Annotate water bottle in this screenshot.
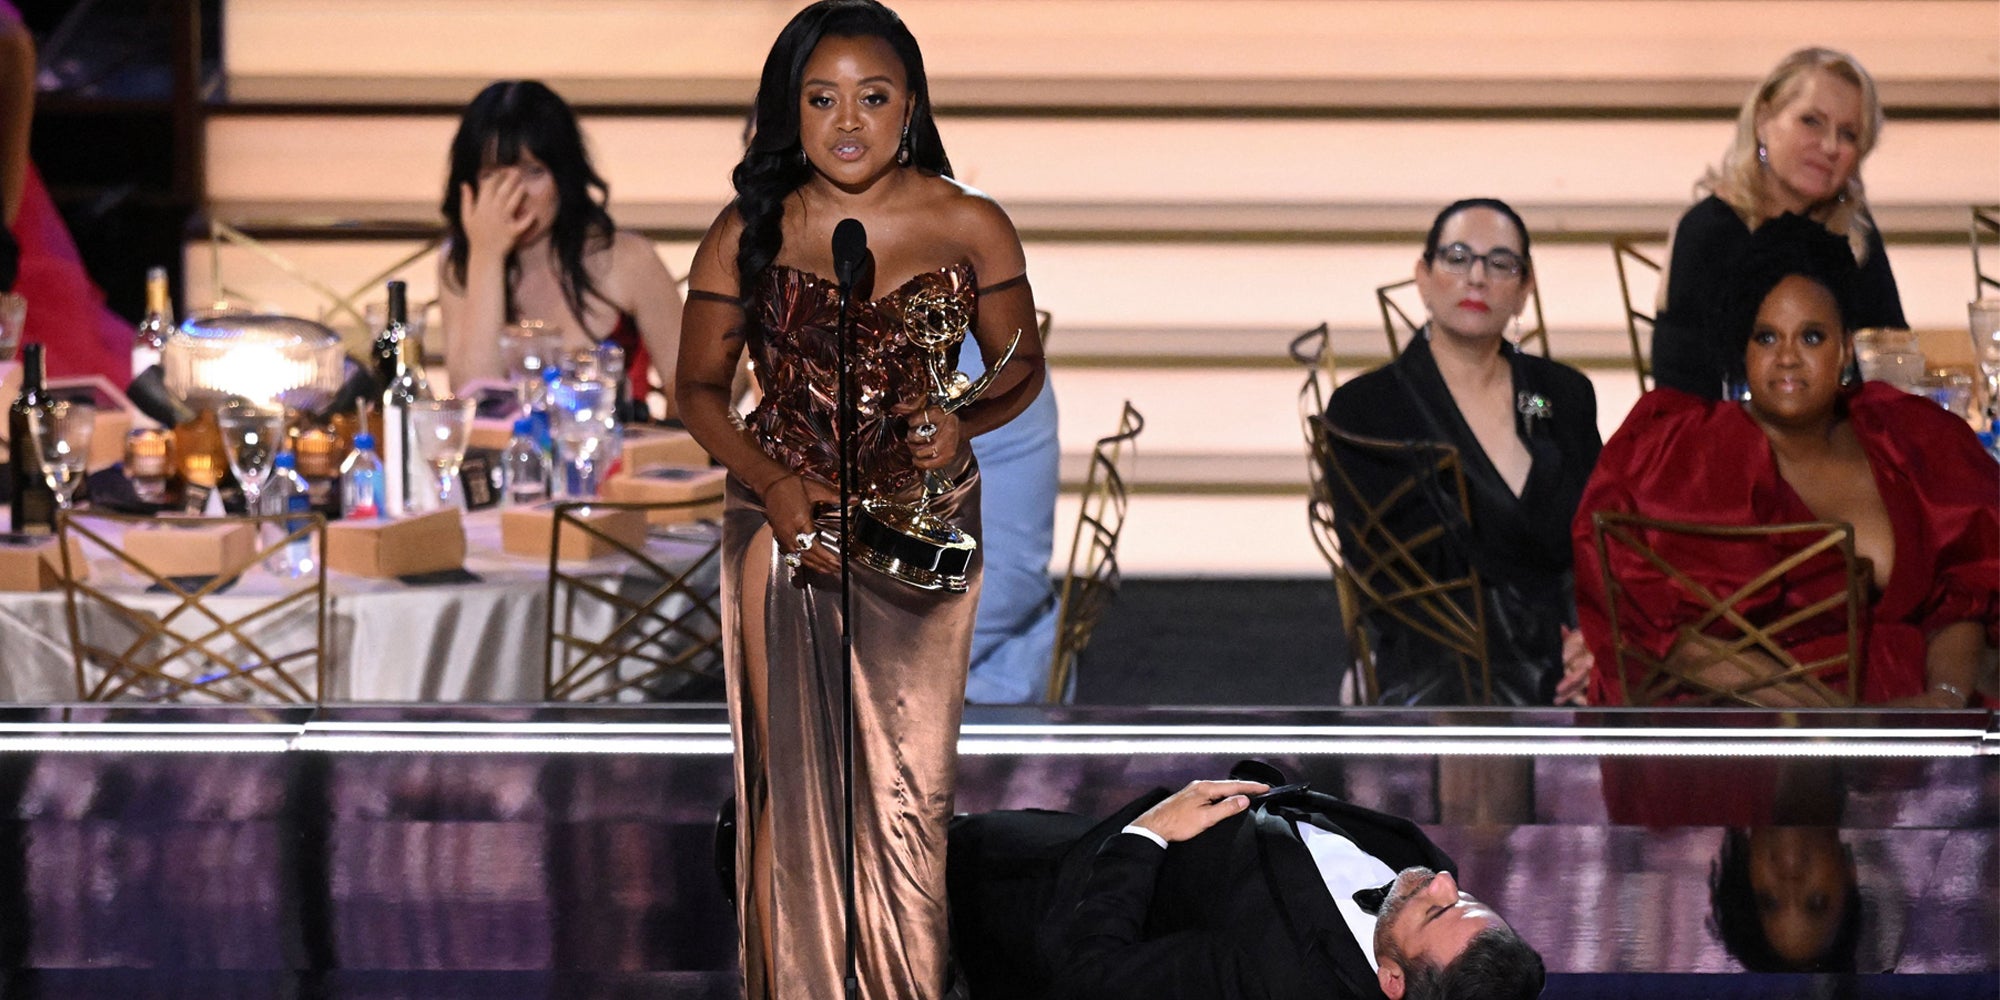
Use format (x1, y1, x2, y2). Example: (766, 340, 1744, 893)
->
(339, 432, 387, 520)
(261, 452, 316, 578)
(530, 366, 559, 452)
(503, 417, 550, 506)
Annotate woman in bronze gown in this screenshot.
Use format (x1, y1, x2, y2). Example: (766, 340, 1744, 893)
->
(674, 3, 1045, 997)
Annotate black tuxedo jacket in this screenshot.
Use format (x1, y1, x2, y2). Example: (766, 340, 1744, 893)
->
(1046, 788, 1455, 1000)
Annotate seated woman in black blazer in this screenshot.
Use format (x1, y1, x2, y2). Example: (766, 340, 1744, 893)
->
(1653, 47, 1903, 399)
(1325, 198, 1600, 705)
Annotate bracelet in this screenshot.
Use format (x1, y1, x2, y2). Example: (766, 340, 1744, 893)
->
(1929, 680, 1970, 704)
(753, 471, 795, 496)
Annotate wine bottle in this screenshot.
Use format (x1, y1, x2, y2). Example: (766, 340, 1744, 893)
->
(376, 280, 429, 516)
(8, 344, 57, 534)
(133, 266, 173, 378)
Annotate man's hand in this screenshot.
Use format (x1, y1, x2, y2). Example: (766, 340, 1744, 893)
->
(1130, 779, 1269, 844)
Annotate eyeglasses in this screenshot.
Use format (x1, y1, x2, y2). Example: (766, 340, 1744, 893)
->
(1431, 243, 1528, 281)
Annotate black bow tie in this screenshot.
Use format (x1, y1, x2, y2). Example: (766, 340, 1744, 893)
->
(1352, 880, 1396, 917)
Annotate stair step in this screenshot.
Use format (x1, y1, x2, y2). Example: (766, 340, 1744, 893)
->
(203, 114, 2000, 235)
(220, 0, 1999, 113)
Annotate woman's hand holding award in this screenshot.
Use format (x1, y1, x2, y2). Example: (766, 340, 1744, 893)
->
(849, 286, 1019, 592)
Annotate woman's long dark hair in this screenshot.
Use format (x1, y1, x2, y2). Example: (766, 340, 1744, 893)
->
(732, 0, 951, 299)
(440, 80, 616, 325)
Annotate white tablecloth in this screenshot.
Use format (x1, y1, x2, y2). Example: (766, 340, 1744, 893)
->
(0, 509, 718, 702)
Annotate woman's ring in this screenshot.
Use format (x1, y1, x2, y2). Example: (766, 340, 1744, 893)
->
(914, 421, 938, 441)
(794, 531, 816, 551)
(782, 551, 803, 569)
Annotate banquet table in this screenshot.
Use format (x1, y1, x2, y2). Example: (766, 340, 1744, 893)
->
(0, 507, 721, 702)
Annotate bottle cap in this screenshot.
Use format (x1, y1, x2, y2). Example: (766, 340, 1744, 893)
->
(275, 452, 297, 469)
(512, 416, 535, 435)
(353, 433, 375, 450)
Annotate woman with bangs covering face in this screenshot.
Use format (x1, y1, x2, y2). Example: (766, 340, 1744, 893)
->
(436, 80, 683, 408)
(1325, 199, 1601, 706)
(673, 2, 1046, 997)
(1653, 47, 1904, 400)
(1574, 215, 1996, 708)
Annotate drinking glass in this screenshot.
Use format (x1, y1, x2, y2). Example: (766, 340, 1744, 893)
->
(502, 320, 564, 410)
(0, 292, 23, 363)
(1970, 299, 2000, 414)
(407, 397, 477, 510)
(1854, 328, 1923, 391)
(26, 401, 94, 510)
(217, 402, 285, 513)
(1917, 369, 1976, 420)
(550, 375, 618, 498)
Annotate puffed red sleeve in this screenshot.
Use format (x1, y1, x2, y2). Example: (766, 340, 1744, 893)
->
(1873, 393, 2000, 646)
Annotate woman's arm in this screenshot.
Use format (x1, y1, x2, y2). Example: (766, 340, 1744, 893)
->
(1651, 198, 1745, 399)
(1882, 620, 1983, 709)
(0, 9, 34, 228)
(948, 196, 1044, 440)
(610, 231, 684, 418)
(439, 171, 531, 391)
(675, 207, 840, 573)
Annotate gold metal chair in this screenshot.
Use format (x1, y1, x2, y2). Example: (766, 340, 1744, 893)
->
(543, 500, 724, 702)
(56, 510, 329, 703)
(1376, 278, 1550, 358)
(1315, 417, 1493, 704)
(1973, 205, 2000, 300)
(1612, 238, 1663, 393)
(1288, 323, 1374, 701)
(1590, 511, 1866, 707)
(1046, 401, 1143, 703)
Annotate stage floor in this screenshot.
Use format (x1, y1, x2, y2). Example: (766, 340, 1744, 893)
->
(0, 705, 1989, 997)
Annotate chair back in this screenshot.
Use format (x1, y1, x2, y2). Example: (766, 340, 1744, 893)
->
(1974, 205, 2000, 299)
(1288, 324, 1375, 702)
(1314, 417, 1493, 704)
(1612, 238, 1662, 393)
(207, 219, 443, 358)
(544, 500, 724, 702)
(1047, 402, 1143, 703)
(1376, 278, 1551, 358)
(1589, 511, 1867, 707)
(56, 509, 329, 703)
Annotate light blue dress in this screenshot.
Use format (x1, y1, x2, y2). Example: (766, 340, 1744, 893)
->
(959, 334, 1061, 703)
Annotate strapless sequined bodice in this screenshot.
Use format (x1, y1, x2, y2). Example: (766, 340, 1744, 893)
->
(746, 261, 976, 498)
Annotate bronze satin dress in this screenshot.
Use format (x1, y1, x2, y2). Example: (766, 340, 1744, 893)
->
(722, 261, 982, 1000)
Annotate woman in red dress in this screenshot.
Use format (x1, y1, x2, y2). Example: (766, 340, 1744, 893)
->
(2, 4, 130, 383)
(1575, 215, 1996, 707)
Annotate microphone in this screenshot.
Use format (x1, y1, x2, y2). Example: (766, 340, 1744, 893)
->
(832, 218, 867, 294)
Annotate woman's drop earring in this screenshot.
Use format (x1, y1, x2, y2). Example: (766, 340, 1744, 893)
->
(1756, 141, 1768, 166)
(897, 125, 911, 166)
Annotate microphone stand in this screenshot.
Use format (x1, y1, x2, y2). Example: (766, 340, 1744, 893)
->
(834, 268, 860, 1000)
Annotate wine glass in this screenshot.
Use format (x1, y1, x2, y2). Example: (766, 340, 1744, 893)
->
(550, 375, 618, 498)
(26, 400, 94, 510)
(217, 401, 285, 514)
(407, 397, 476, 510)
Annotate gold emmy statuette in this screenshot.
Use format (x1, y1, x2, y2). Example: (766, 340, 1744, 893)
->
(849, 286, 1020, 592)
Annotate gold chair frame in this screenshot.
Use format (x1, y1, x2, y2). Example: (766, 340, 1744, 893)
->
(543, 500, 724, 702)
(207, 219, 443, 356)
(1288, 323, 1374, 701)
(1376, 277, 1549, 359)
(56, 510, 329, 703)
(1046, 401, 1143, 703)
(1612, 238, 1662, 393)
(1973, 205, 2000, 300)
(1590, 511, 1866, 707)
(1315, 417, 1493, 704)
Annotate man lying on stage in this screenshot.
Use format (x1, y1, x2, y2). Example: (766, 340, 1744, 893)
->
(948, 762, 1545, 1000)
